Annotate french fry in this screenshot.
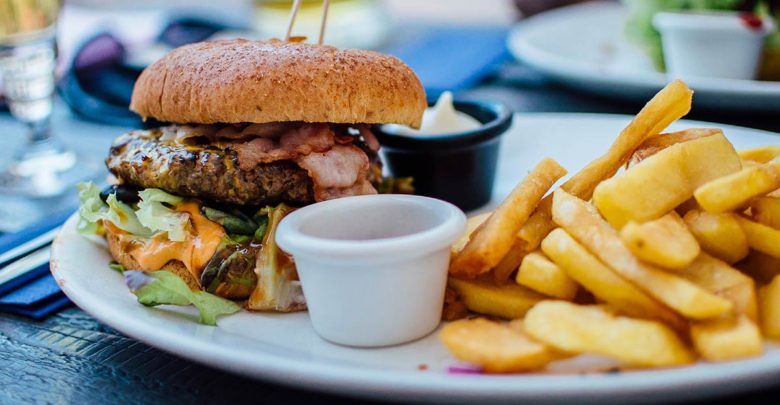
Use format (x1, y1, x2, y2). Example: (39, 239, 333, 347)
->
(737, 250, 780, 285)
(451, 212, 491, 255)
(620, 212, 700, 270)
(552, 189, 733, 320)
(690, 315, 763, 361)
(739, 145, 780, 163)
(492, 242, 527, 284)
(440, 318, 565, 373)
(751, 197, 780, 230)
(678, 253, 758, 321)
(683, 209, 749, 264)
(736, 216, 780, 258)
(627, 128, 721, 168)
(694, 160, 780, 213)
(541, 228, 686, 331)
(448, 277, 546, 319)
(593, 132, 742, 228)
(516, 251, 578, 300)
(524, 301, 695, 367)
(760, 275, 780, 340)
(449, 158, 566, 278)
(516, 197, 555, 253)
(516, 80, 695, 250)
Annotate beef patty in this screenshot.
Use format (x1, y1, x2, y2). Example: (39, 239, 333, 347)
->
(106, 129, 316, 206)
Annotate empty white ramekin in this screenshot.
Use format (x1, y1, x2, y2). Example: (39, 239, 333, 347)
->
(275, 194, 466, 347)
(653, 11, 775, 80)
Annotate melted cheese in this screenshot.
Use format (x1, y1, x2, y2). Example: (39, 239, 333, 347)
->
(121, 202, 225, 282)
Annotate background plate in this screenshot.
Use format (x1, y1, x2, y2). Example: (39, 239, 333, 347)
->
(51, 113, 780, 403)
(507, 2, 780, 113)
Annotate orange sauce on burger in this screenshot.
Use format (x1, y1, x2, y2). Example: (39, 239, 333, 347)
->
(107, 201, 225, 281)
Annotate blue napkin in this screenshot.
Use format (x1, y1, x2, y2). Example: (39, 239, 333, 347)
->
(385, 27, 510, 98)
(0, 272, 63, 306)
(0, 259, 51, 297)
(0, 208, 75, 319)
(1, 294, 72, 319)
(0, 208, 73, 256)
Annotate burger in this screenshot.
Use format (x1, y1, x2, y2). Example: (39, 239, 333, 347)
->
(77, 38, 426, 313)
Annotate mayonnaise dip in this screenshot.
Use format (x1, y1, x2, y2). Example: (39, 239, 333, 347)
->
(385, 91, 482, 136)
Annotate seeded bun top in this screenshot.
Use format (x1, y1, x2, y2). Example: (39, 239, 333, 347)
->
(130, 39, 427, 128)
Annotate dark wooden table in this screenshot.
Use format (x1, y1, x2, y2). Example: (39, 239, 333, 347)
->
(2, 66, 780, 405)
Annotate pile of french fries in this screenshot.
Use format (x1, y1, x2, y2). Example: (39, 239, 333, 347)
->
(441, 80, 780, 373)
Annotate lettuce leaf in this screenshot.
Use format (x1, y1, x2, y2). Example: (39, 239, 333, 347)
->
(125, 270, 240, 326)
(77, 182, 150, 236)
(136, 188, 190, 242)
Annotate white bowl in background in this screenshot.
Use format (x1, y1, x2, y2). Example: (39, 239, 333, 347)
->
(653, 11, 775, 81)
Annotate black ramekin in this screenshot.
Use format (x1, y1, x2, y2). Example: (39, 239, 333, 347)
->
(374, 99, 513, 211)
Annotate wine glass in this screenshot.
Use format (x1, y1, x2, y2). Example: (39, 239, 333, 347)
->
(0, 0, 88, 198)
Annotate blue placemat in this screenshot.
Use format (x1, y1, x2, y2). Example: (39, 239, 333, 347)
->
(385, 27, 510, 98)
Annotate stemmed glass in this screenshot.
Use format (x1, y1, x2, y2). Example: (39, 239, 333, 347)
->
(0, 0, 87, 198)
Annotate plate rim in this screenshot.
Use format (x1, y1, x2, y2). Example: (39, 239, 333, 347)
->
(50, 113, 780, 403)
(507, 1, 780, 99)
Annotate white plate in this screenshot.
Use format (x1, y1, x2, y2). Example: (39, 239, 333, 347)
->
(507, 1, 780, 113)
(51, 113, 780, 403)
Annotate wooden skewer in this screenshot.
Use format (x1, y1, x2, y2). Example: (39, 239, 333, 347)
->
(318, 0, 331, 45)
(284, 0, 303, 41)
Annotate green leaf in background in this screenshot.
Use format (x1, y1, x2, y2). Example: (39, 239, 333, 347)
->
(124, 270, 240, 326)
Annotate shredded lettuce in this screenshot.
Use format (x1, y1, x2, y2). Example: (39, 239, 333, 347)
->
(77, 182, 151, 236)
(136, 188, 190, 242)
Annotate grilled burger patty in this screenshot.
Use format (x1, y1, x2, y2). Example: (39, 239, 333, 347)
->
(107, 129, 316, 206)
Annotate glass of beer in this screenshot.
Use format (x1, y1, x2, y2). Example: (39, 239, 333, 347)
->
(0, 0, 85, 197)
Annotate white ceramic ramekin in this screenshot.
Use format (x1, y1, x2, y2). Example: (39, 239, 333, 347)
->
(653, 11, 775, 80)
(275, 194, 466, 347)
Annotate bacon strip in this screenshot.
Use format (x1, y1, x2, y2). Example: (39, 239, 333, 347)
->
(232, 124, 336, 170)
(297, 145, 377, 201)
(228, 124, 378, 200)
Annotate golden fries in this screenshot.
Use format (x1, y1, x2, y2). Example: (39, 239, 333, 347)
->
(678, 253, 758, 321)
(593, 133, 742, 228)
(760, 275, 780, 340)
(620, 212, 700, 270)
(524, 301, 694, 367)
(440, 318, 564, 373)
(739, 145, 780, 163)
(627, 128, 720, 168)
(492, 240, 527, 284)
(552, 189, 732, 319)
(449, 158, 566, 278)
(451, 212, 491, 255)
(448, 277, 545, 320)
(736, 216, 780, 258)
(683, 210, 749, 264)
(516, 80, 695, 250)
(690, 315, 763, 361)
(751, 197, 780, 230)
(541, 228, 686, 331)
(695, 161, 780, 213)
(440, 80, 780, 374)
(516, 251, 578, 300)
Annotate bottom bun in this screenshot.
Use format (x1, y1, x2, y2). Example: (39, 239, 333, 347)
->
(105, 230, 201, 291)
